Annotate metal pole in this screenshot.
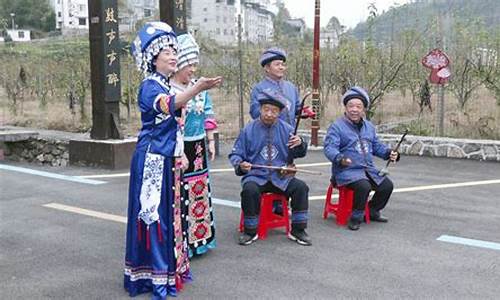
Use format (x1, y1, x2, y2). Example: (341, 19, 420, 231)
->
(10, 13, 15, 30)
(437, 85, 444, 136)
(310, 0, 321, 146)
(237, 14, 244, 130)
(435, 13, 445, 136)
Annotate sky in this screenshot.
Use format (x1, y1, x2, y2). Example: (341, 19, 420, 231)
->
(282, 0, 410, 29)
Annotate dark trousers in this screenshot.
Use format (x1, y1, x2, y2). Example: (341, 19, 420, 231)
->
(241, 178, 309, 234)
(346, 177, 393, 219)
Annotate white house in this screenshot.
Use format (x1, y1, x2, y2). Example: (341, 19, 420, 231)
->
(49, 0, 89, 34)
(189, 0, 238, 46)
(4, 29, 32, 42)
(241, 0, 274, 44)
(49, 0, 158, 35)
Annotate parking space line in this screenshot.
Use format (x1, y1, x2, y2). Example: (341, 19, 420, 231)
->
(437, 235, 500, 251)
(0, 164, 107, 185)
(43, 203, 126, 223)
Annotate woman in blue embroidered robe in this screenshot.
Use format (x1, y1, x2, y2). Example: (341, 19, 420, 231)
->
(125, 22, 222, 299)
(170, 33, 217, 257)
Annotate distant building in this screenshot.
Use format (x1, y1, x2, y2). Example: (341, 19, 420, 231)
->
(285, 18, 305, 38)
(320, 17, 342, 48)
(119, 0, 158, 33)
(49, 0, 157, 35)
(2, 29, 32, 42)
(320, 27, 339, 48)
(49, 0, 89, 34)
(473, 48, 497, 67)
(188, 0, 237, 46)
(241, 0, 274, 44)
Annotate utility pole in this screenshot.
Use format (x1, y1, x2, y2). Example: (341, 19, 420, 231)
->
(436, 14, 445, 137)
(310, 0, 321, 146)
(10, 13, 15, 30)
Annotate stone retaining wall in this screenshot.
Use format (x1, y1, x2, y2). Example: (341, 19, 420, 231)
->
(4, 138, 70, 167)
(3, 129, 500, 165)
(380, 134, 500, 162)
(299, 130, 500, 162)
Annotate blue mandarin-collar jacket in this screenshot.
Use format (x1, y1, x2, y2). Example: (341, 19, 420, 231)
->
(249, 77, 301, 127)
(324, 116, 391, 186)
(229, 118, 307, 191)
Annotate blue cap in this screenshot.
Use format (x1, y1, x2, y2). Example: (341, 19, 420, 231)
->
(342, 86, 370, 108)
(259, 47, 287, 67)
(131, 21, 178, 75)
(257, 88, 287, 110)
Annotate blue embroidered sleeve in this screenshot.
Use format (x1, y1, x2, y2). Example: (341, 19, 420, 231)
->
(324, 123, 343, 166)
(228, 130, 247, 175)
(372, 130, 391, 159)
(139, 80, 163, 113)
(293, 85, 301, 115)
(249, 86, 261, 120)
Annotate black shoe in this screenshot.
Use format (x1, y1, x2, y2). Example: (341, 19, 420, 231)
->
(370, 212, 388, 223)
(348, 218, 361, 231)
(288, 229, 312, 246)
(238, 233, 258, 246)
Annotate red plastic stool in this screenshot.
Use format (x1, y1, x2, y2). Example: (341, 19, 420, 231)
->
(323, 183, 370, 225)
(239, 193, 290, 239)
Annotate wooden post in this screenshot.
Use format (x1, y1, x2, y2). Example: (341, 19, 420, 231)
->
(310, 0, 321, 146)
(88, 0, 122, 139)
(160, 0, 187, 34)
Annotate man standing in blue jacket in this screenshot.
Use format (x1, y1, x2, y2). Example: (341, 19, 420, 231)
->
(324, 87, 400, 231)
(229, 89, 311, 246)
(249, 47, 301, 128)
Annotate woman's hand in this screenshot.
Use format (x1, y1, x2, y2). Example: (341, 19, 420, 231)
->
(181, 154, 189, 171)
(195, 76, 223, 93)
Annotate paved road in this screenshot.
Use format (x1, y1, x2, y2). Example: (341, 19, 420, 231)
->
(1, 151, 499, 299)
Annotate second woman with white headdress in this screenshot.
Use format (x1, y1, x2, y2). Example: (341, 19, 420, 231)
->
(170, 33, 217, 257)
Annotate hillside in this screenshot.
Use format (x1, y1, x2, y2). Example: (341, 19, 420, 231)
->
(350, 0, 500, 42)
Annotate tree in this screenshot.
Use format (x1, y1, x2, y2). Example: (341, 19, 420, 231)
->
(447, 18, 486, 110)
(0, 0, 55, 32)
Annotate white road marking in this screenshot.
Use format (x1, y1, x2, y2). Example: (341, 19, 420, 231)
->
(212, 198, 240, 208)
(43, 203, 127, 223)
(437, 235, 500, 251)
(79, 172, 130, 179)
(0, 164, 106, 185)
(308, 179, 500, 201)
